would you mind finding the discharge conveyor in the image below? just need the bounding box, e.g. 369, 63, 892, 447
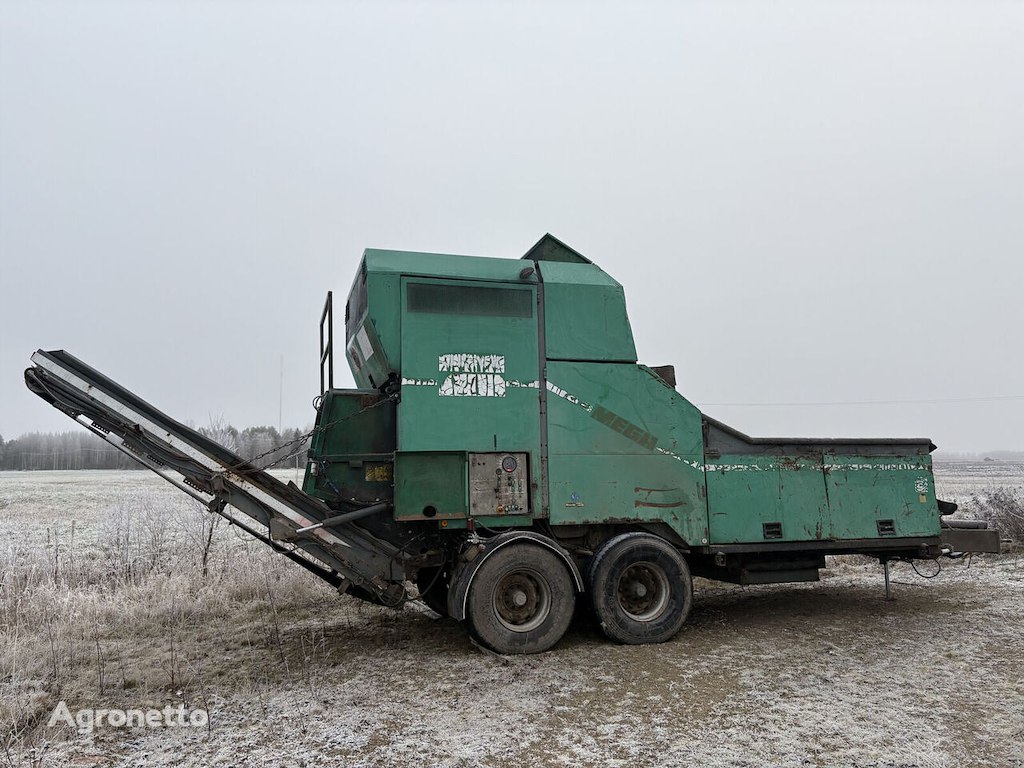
25, 349, 409, 604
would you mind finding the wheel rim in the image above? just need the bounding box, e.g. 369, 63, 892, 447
492, 568, 552, 632
616, 561, 670, 621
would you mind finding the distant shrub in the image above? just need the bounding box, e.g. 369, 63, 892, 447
965, 487, 1024, 542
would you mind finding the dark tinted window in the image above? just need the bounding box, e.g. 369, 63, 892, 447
407, 283, 533, 318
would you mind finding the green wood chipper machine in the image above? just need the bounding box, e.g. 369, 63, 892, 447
25, 234, 999, 654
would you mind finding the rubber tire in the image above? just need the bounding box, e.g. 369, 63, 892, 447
416, 566, 450, 617
588, 532, 692, 645
465, 543, 575, 655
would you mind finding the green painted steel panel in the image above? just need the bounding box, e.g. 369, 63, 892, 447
522, 233, 593, 264
782, 457, 833, 540
394, 452, 467, 520
322, 242, 946, 555
302, 389, 396, 505
364, 272, 402, 376
364, 249, 531, 281
350, 249, 531, 384
706, 455, 830, 544
546, 361, 708, 544
541, 262, 637, 362
396, 277, 542, 511
824, 455, 940, 539
550, 455, 708, 545
547, 363, 704, 457
536, 258, 622, 288
707, 453, 940, 544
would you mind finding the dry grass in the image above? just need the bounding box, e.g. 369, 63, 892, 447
0, 470, 353, 766
0, 467, 1022, 767
961, 488, 1024, 542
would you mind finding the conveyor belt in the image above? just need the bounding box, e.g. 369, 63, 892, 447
25, 350, 407, 603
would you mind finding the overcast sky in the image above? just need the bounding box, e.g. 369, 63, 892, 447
1, 0, 1021, 453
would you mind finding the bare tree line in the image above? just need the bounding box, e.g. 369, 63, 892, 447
0, 423, 311, 471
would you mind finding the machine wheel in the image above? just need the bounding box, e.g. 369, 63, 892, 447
465, 543, 575, 655
416, 566, 451, 617
588, 532, 692, 645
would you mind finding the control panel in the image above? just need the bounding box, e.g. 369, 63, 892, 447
469, 453, 529, 517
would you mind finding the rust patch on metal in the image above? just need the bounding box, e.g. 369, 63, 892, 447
634, 486, 685, 510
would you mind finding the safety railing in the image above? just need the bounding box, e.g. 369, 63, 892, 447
319, 290, 334, 396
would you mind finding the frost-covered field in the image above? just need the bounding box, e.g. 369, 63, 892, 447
934, 461, 1024, 505
0, 465, 1021, 768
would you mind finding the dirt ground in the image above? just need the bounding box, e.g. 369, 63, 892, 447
1, 466, 1021, 767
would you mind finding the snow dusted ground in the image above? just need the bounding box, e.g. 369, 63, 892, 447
1, 466, 1021, 767
933, 461, 1024, 505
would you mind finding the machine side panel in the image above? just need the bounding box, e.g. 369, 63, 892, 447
545, 361, 708, 545
706, 452, 940, 544
824, 454, 940, 539
394, 451, 467, 520
303, 389, 396, 505
365, 272, 402, 375
539, 261, 637, 363
706, 455, 830, 543
396, 277, 542, 512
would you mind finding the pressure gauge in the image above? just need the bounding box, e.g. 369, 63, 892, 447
501, 456, 518, 473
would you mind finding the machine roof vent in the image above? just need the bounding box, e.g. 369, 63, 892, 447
521, 233, 593, 264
